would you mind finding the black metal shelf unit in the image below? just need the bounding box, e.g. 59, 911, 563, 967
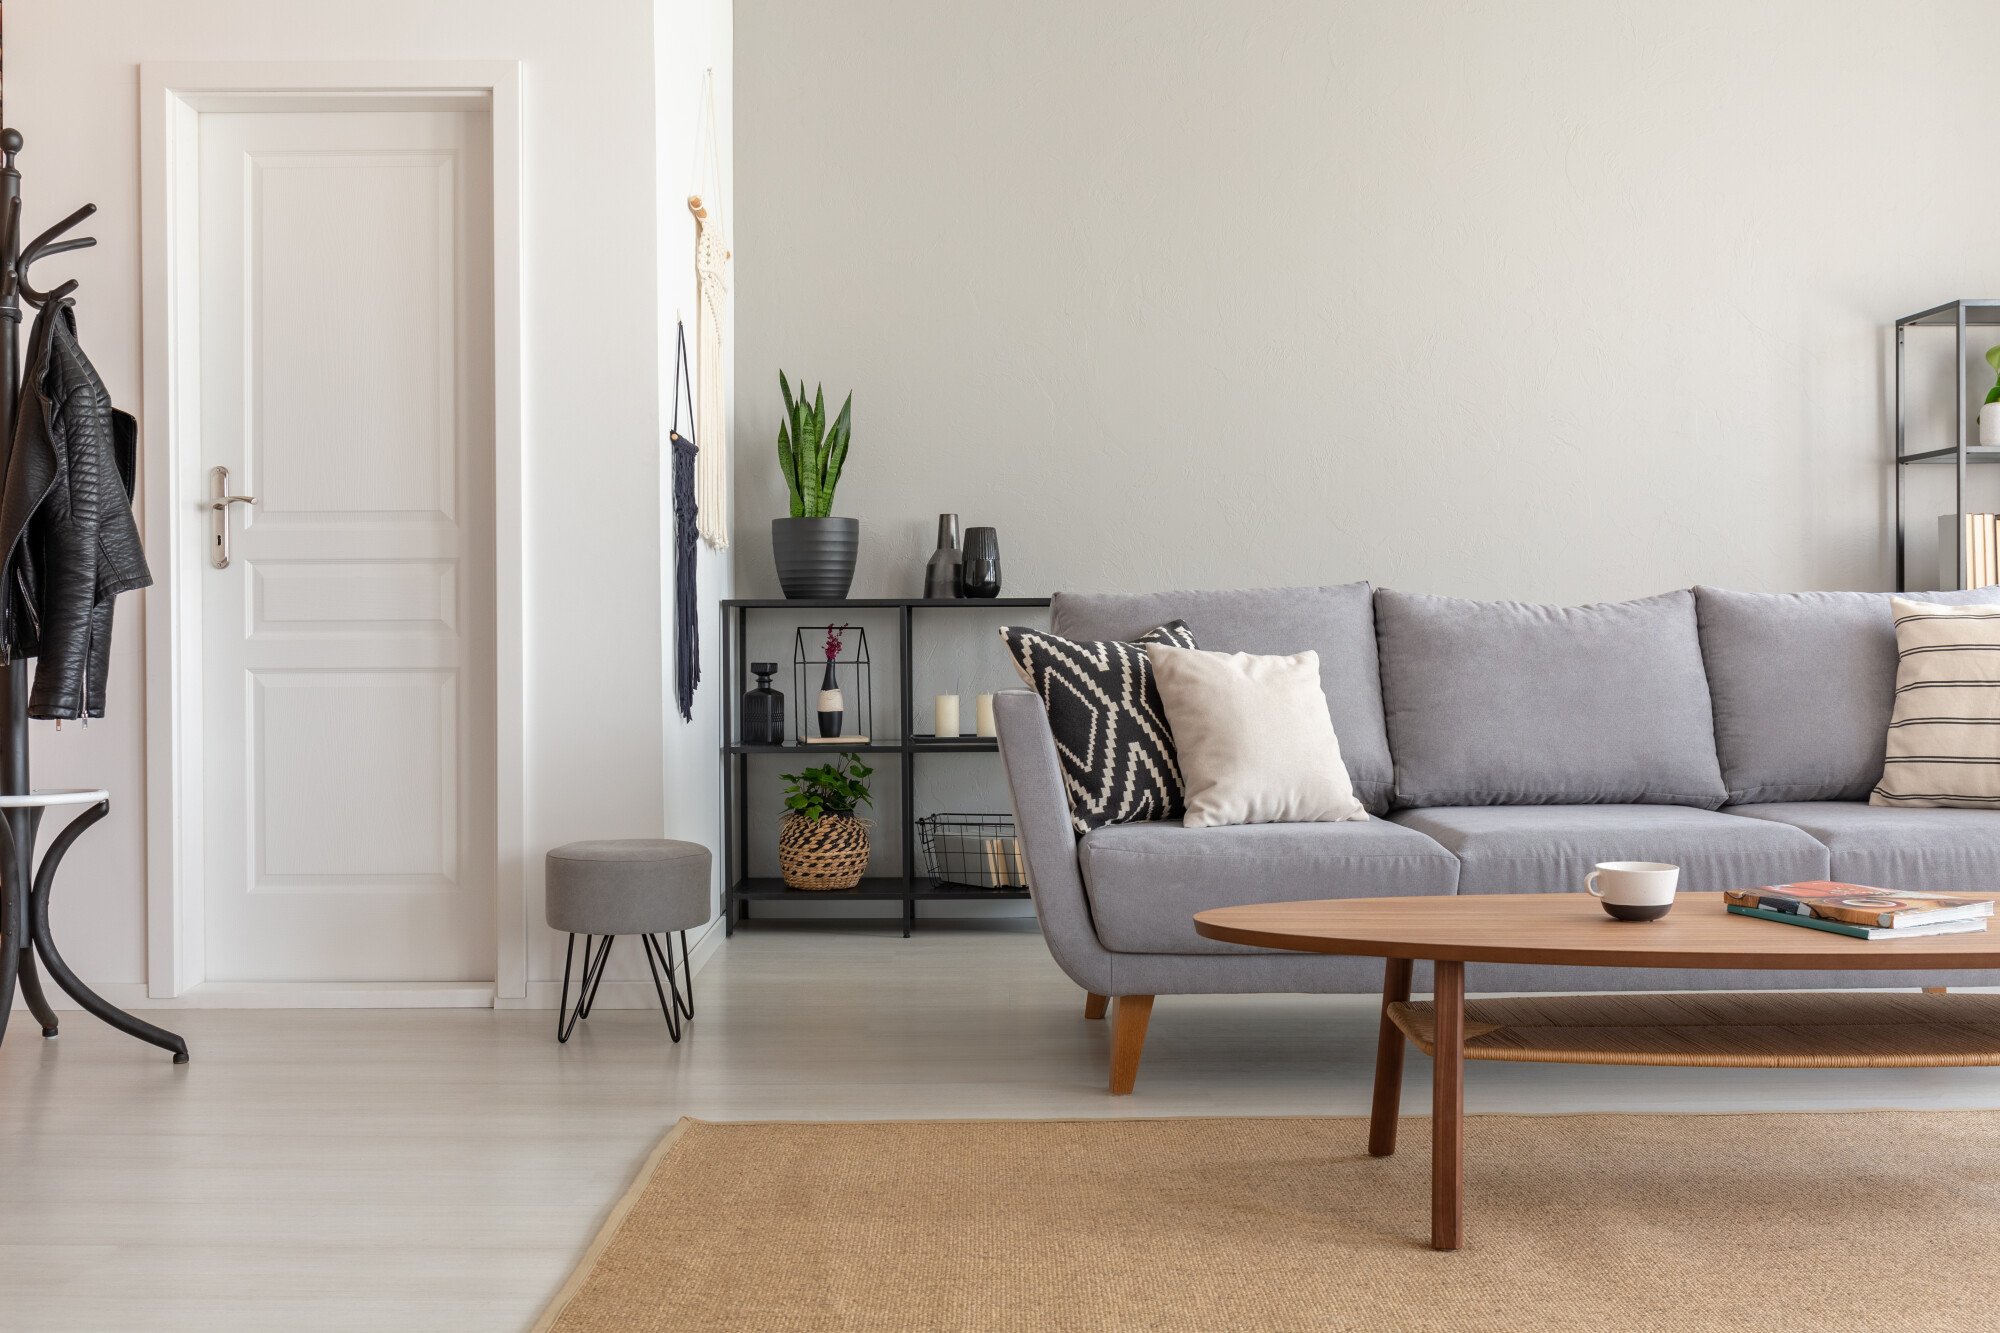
1894, 299, 2000, 591
720, 596, 1051, 936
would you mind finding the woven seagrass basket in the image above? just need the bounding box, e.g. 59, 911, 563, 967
777, 813, 871, 890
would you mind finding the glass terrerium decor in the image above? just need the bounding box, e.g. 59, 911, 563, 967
792, 624, 871, 745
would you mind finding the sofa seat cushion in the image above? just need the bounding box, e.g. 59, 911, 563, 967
1728, 802, 2000, 893
1077, 819, 1458, 954
1374, 589, 1728, 809
1052, 584, 1395, 814
1388, 804, 1828, 895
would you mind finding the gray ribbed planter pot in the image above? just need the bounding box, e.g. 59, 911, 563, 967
772, 517, 860, 599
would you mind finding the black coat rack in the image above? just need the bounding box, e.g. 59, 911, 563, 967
0, 130, 187, 1063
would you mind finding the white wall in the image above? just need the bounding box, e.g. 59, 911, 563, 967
734, 0, 2000, 605
657, 0, 734, 937
9, 0, 730, 995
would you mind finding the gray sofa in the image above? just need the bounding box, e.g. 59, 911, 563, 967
993, 583, 2000, 1093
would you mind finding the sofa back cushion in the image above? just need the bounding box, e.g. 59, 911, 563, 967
1695, 586, 2000, 804
1051, 584, 1394, 813
1374, 588, 1727, 808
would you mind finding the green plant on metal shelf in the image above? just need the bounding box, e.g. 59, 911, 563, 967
777, 372, 854, 518
779, 753, 874, 822
1982, 346, 2000, 448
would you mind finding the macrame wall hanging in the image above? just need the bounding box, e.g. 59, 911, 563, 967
687, 70, 731, 549
670, 320, 701, 723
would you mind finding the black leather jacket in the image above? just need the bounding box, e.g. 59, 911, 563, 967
0, 301, 150, 719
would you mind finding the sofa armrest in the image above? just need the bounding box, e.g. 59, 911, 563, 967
994, 690, 1117, 993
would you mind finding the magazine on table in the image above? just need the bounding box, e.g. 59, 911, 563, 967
1722, 881, 1996, 930
1725, 904, 1989, 941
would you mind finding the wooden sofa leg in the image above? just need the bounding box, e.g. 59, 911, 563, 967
1108, 995, 1155, 1095
1083, 992, 1109, 1020
1925, 986, 1949, 996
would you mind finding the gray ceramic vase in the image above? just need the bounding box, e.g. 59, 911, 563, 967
772, 517, 860, 599
923, 513, 963, 599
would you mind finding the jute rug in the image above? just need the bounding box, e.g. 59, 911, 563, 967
534, 1112, 2000, 1332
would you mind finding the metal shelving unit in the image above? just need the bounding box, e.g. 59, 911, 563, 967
719, 596, 1051, 936
1894, 299, 2000, 590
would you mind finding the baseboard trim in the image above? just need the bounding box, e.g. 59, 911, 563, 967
8, 922, 725, 1011
10, 980, 498, 1010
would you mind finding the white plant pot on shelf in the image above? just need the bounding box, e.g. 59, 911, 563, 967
1982, 402, 2000, 447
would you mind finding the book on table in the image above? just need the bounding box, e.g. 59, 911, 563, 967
1725, 905, 1989, 941
1723, 880, 1996, 938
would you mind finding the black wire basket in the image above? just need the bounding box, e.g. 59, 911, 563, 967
917, 813, 1025, 890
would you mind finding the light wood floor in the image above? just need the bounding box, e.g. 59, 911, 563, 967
8, 923, 2000, 1331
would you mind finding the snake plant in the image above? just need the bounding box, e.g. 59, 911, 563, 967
777, 372, 854, 518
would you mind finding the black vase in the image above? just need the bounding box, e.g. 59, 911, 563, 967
962, 527, 1002, 598
816, 658, 844, 738
772, 517, 860, 599
922, 513, 962, 599
742, 662, 785, 746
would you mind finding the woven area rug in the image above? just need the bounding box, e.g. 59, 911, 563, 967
535, 1112, 2000, 1332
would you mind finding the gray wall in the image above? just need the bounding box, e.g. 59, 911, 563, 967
736, 0, 2000, 607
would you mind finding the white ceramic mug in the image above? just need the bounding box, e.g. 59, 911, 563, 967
1585, 861, 1680, 921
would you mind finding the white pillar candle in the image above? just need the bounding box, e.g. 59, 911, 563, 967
975, 693, 996, 737
934, 694, 960, 738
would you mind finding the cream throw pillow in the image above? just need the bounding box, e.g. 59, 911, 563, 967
1871, 597, 2000, 809
1145, 645, 1367, 828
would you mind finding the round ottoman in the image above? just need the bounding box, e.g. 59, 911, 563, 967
546, 839, 711, 1043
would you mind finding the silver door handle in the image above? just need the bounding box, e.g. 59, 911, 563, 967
209, 466, 256, 569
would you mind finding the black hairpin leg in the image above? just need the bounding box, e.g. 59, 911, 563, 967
666, 932, 694, 1022
556, 933, 615, 1043
640, 931, 694, 1041
11, 802, 188, 1062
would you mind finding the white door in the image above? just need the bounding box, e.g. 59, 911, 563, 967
197, 108, 496, 983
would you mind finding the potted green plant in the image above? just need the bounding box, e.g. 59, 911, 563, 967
777, 753, 874, 889
772, 372, 858, 598
1983, 345, 2000, 447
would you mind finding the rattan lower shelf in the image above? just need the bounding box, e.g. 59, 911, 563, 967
1388, 991, 2000, 1069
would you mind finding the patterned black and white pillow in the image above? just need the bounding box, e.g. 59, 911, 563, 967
999, 621, 1197, 834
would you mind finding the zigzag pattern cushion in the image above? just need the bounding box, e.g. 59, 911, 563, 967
1871, 597, 2000, 809
1000, 621, 1197, 834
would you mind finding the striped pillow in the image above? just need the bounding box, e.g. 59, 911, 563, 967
1871, 597, 2000, 809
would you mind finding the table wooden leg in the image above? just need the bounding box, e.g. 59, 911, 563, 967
1431, 959, 1465, 1252
1368, 956, 1413, 1157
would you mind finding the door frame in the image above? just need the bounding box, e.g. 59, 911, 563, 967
138, 61, 528, 1001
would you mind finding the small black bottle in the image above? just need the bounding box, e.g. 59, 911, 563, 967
742, 661, 786, 745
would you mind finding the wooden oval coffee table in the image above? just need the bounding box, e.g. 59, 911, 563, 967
1194, 892, 2000, 1251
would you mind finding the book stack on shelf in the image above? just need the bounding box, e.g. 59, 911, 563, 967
1939, 514, 2000, 589
1724, 881, 1995, 940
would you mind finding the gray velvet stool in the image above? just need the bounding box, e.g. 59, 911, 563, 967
546, 839, 711, 1042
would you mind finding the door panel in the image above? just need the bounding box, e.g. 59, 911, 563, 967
199, 109, 495, 983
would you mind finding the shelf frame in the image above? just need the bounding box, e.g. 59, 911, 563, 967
720, 594, 1049, 937
1893, 299, 2000, 591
